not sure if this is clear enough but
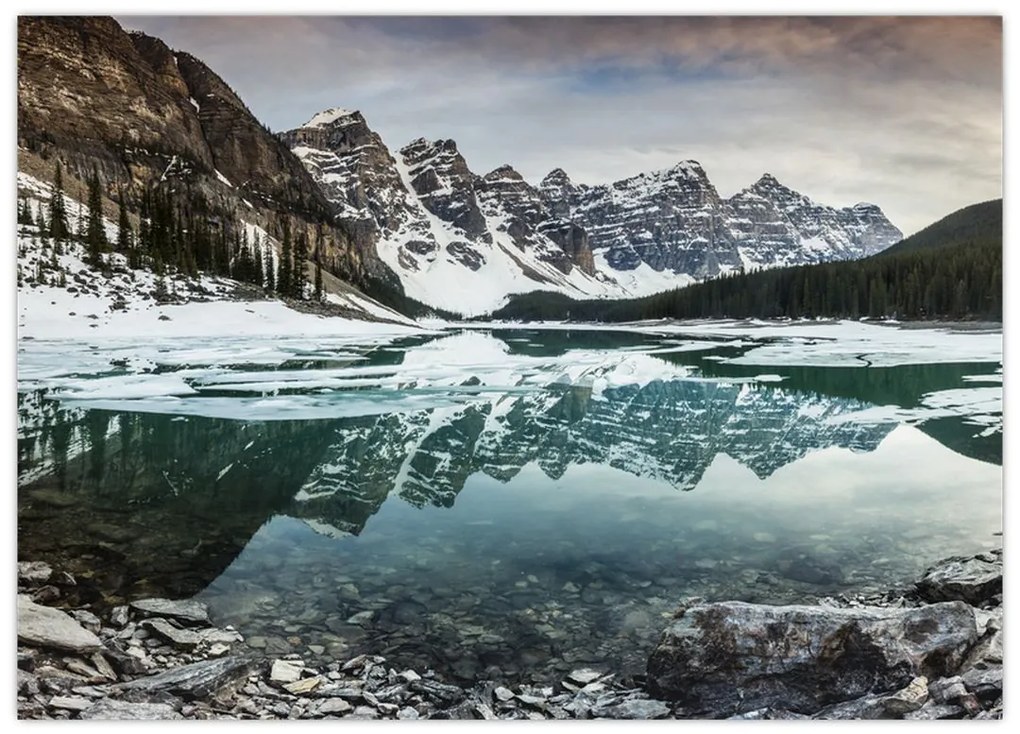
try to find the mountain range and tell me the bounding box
[283,108,902,315]
[16,16,904,319]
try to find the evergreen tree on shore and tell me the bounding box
[48,161,70,242]
[314,241,324,302]
[279,218,293,299]
[86,165,108,267]
[117,187,133,255]
[294,229,309,300]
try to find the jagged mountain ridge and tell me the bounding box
[284,107,902,315]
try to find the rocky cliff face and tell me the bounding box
[18,17,211,178]
[401,138,491,242]
[540,162,736,278]
[16,16,389,296]
[475,165,596,276]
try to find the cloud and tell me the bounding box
[117,15,1001,235]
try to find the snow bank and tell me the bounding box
[18,285,422,340]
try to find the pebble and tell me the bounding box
[567,668,604,685]
[48,695,93,712]
[16,547,1003,722]
[319,699,353,715]
[269,659,303,684]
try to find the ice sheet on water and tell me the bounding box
[449,319,1002,368]
[826,384,1002,438]
[17,330,752,421]
[18,324,1002,426]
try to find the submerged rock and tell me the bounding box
[269,659,303,684]
[601,698,671,719]
[48,695,93,712]
[17,595,102,653]
[915,550,1002,606]
[646,600,977,716]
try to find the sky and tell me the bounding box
[118,15,1002,236]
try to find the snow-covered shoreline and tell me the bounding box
[18,287,426,341]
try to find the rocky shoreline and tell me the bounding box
[16,549,1002,720]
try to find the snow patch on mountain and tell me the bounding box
[302,106,357,128]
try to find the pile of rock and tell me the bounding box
[16,561,666,720]
[17,548,1003,720]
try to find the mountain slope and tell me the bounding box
[490,199,1002,322]
[16,171,418,338]
[878,199,1002,257]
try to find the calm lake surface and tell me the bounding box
[17,324,1002,683]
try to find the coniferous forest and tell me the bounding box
[17,161,319,302]
[490,199,1002,323]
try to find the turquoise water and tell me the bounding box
[17,327,1002,683]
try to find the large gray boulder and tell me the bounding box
[646,600,977,717]
[17,595,102,653]
[916,550,1002,606]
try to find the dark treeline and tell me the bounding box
[18,161,323,302]
[490,199,1002,323]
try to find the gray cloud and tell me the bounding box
[118,15,1001,235]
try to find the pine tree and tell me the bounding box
[86,166,108,268]
[294,229,309,300]
[265,245,276,294]
[254,235,265,289]
[118,186,134,254]
[77,182,88,242]
[314,242,324,302]
[279,218,293,299]
[48,161,70,242]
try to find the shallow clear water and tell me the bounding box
[17,326,1002,684]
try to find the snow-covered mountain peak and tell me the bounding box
[541,167,573,187]
[301,106,358,128]
[664,159,708,179]
[748,172,809,204]
[482,164,526,184]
